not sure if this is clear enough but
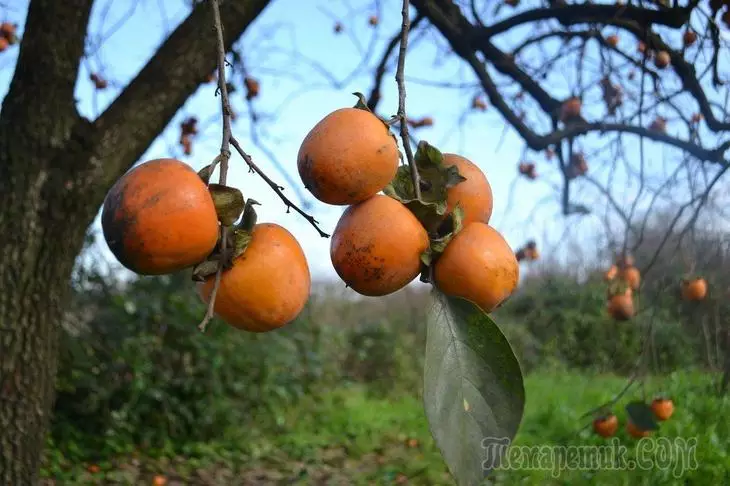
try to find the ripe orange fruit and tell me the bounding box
[607,289,634,320]
[651,397,674,421]
[87,464,100,474]
[153,475,167,486]
[604,265,618,281]
[626,421,651,438]
[330,195,429,296]
[621,266,641,290]
[434,223,519,313]
[654,50,671,69]
[442,153,493,226]
[683,30,697,47]
[681,278,707,301]
[560,97,582,121]
[298,108,398,205]
[593,414,618,437]
[198,223,310,332]
[606,34,619,47]
[0,37,7,52]
[102,158,219,275]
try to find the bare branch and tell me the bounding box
[0,0,94,144]
[395,0,421,200]
[92,0,272,189]
[198,0,235,334]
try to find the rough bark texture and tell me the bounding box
[0,0,271,483]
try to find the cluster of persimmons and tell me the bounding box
[101,95,518,335]
[0,22,18,52]
[603,253,708,322]
[297,97,518,313]
[593,397,674,439]
[101,154,311,333]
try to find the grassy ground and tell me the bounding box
[42,370,730,485]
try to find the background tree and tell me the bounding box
[1,0,729,483]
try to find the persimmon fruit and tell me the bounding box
[593,414,618,437]
[0,22,15,38]
[102,158,219,275]
[434,222,519,313]
[621,266,641,290]
[607,289,634,320]
[651,397,674,421]
[330,195,429,296]
[442,153,493,226]
[626,421,651,438]
[198,223,310,332]
[560,97,582,121]
[298,107,398,205]
[683,30,697,47]
[605,265,618,281]
[0,37,7,52]
[606,35,619,47]
[654,51,671,69]
[681,277,707,301]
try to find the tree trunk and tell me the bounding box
[0,0,270,482]
[0,143,97,484]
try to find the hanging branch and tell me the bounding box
[395,0,421,200]
[198,0,233,333]
[199,0,329,332]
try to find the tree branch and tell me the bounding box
[0,0,94,143]
[395,0,420,200]
[475,3,694,40]
[367,13,424,111]
[91,0,272,188]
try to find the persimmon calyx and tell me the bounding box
[208,184,245,226]
[384,140,466,233]
[190,198,260,281]
[419,205,465,282]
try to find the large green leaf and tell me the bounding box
[424,292,525,485]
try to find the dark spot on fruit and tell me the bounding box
[299,154,320,194]
[101,178,137,272]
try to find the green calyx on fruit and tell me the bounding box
[191,198,261,282]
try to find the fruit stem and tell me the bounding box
[395,0,421,201]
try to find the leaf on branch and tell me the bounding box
[208,183,245,226]
[625,401,659,431]
[424,292,525,485]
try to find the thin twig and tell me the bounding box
[198,0,233,333]
[395,0,421,200]
[230,136,329,237]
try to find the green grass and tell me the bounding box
[42,370,730,485]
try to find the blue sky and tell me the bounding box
[5,0,719,286]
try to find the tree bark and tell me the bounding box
[0,0,271,483]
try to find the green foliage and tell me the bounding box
[499,273,699,373]
[44,371,730,485]
[54,271,340,461]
